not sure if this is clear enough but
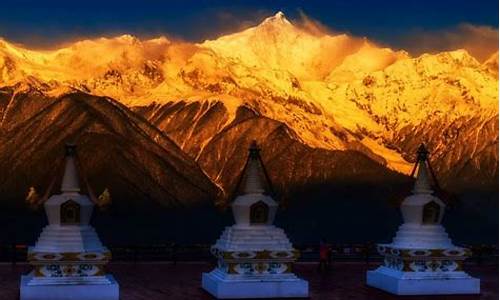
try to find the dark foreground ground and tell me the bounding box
[0,262,497,300]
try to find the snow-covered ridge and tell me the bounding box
[0,12,497,176]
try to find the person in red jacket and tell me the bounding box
[318,238,331,273]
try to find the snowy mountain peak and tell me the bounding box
[418,49,479,67]
[116,34,139,43]
[260,11,291,26]
[484,51,499,78]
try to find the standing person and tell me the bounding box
[171,242,178,266]
[363,242,373,265]
[327,242,334,271]
[9,229,16,268]
[318,238,330,273]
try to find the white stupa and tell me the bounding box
[366,144,480,295]
[20,144,119,300]
[202,141,309,299]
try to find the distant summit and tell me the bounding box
[260,11,292,26]
[484,51,499,78]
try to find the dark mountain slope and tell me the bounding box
[0,89,220,207]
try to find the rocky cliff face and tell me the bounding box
[133,102,408,203]
[0,12,497,207]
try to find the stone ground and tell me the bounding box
[0,262,497,300]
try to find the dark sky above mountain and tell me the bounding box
[0,0,498,56]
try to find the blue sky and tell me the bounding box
[0,0,498,57]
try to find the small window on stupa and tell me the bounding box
[61,199,80,225]
[250,201,269,224]
[422,201,440,224]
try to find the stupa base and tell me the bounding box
[202,270,309,299]
[366,267,480,295]
[20,274,119,300]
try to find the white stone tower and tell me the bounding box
[202,141,309,299]
[20,144,119,300]
[366,144,480,295]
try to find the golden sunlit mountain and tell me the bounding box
[0,12,497,205]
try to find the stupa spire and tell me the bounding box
[413,144,433,195]
[60,143,81,193]
[233,140,275,198]
[243,141,267,194]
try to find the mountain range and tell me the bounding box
[0,12,497,207]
